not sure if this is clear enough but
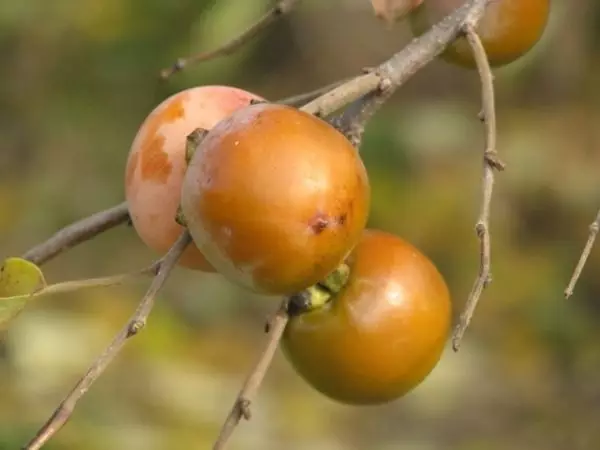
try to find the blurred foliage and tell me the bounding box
[1,0,600,449]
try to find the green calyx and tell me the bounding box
[185,128,208,165]
[287,263,350,317]
[177,128,209,227]
[174,204,187,227]
[317,262,350,295]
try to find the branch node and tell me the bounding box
[213,299,290,449]
[484,150,506,171]
[238,399,252,420]
[128,319,145,336]
[378,76,393,92]
[484,274,493,287]
[475,221,486,237]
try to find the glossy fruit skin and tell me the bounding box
[281,229,451,405]
[181,103,370,295]
[125,85,263,270]
[410,0,550,68]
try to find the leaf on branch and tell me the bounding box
[370,0,423,24]
[0,257,46,327]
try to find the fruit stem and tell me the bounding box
[287,285,331,316]
[286,262,351,316]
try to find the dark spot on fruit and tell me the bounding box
[337,213,347,225]
[309,212,330,234]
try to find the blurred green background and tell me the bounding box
[1,0,599,449]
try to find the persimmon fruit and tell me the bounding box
[180,103,370,295]
[409,0,550,68]
[124,85,263,270]
[281,229,451,405]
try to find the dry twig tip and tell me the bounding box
[160,0,301,80]
[564,208,600,299]
[452,22,504,352]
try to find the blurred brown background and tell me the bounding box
[1,1,599,449]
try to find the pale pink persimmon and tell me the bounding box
[125,85,264,270]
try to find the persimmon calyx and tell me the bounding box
[174,204,187,227]
[286,263,351,316]
[185,128,209,165]
[317,262,350,295]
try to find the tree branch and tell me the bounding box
[451,21,505,352]
[160,0,301,80]
[564,208,600,299]
[23,231,192,450]
[21,202,130,267]
[330,0,491,147]
[212,299,289,450]
[301,0,490,121]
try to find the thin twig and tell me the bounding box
[23,232,192,450]
[276,78,352,108]
[451,23,505,352]
[160,0,301,80]
[36,263,160,298]
[22,202,130,267]
[565,208,600,299]
[213,300,289,450]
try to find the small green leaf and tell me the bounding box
[0,257,46,327]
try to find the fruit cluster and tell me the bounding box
[122,0,552,404]
[124,85,451,405]
[123,0,551,406]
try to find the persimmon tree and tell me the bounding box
[3,1,593,449]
